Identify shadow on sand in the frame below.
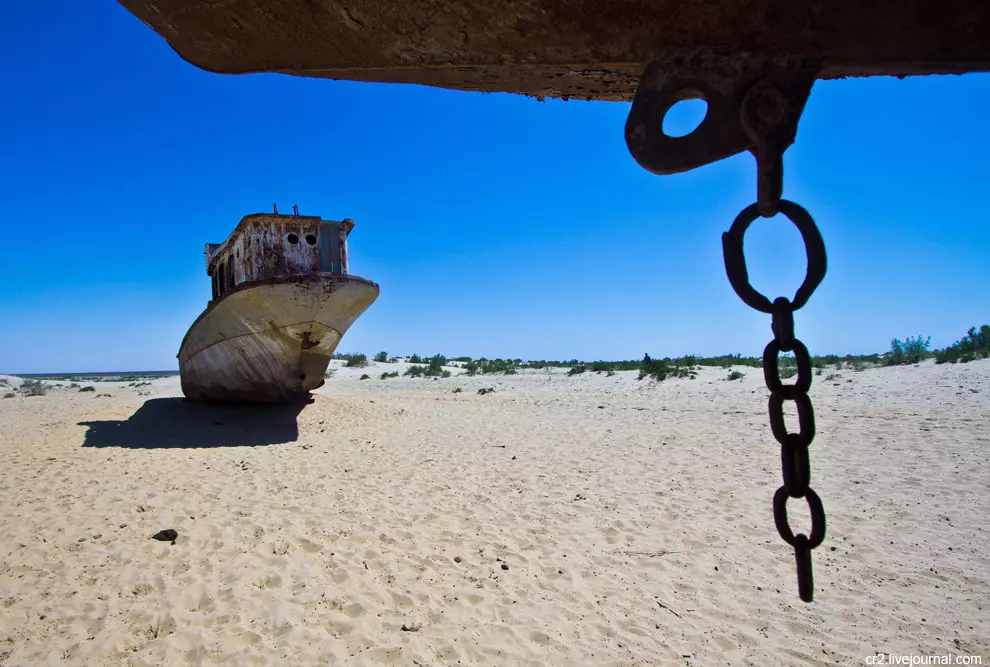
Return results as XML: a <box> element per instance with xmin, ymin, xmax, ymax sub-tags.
<box><xmin>79</xmin><ymin>397</ymin><xmax>310</xmax><ymax>448</ymax></box>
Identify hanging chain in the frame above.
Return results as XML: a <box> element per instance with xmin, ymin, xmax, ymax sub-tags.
<box><xmin>626</xmin><ymin>64</ymin><xmax>826</xmax><ymax>601</ymax></box>
<box><xmin>722</xmin><ymin>78</ymin><xmax>828</xmax><ymax>602</ymax></box>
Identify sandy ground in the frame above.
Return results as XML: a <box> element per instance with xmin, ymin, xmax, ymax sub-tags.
<box><xmin>0</xmin><ymin>360</ymin><xmax>988</xmax><ymax>666</ymax></box>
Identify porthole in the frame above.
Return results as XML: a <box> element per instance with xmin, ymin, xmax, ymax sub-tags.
<box><xmin>287</xmin><ymin>233</ymin><xmax>299</xmax><ymax>245</ymax></box>
<box><xmin>305</xmin><ymin>234</ymin><xmax>317</xmax><ymax>246</ymax></box>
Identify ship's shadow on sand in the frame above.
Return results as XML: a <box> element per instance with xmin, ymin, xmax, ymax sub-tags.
<box><xmin>79</xmin><ymin>397</ymin><xmax>309</xmax><ymax>448</ymax></box>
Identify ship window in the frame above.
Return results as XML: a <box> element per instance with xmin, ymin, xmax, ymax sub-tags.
<box><xmin>305</xmin><ymin>234</ymin><xmax>317</xmax><ymax>246</ymax></box>
<box><xmin>287</xmin><ymin>233</ymin><xmax>299</xmax><ymax>245</ymax></box>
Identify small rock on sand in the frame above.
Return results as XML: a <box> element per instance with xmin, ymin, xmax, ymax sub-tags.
<box><xmin>151</xmin><ymin>529</ymin><xmax>178</xmax><ymax>544</ymax></box>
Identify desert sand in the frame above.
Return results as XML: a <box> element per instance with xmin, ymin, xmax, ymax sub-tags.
<box><xmin>0</xmin><ymin>360</ymin><xmax>987</xmax><ymax>666</ymax></box>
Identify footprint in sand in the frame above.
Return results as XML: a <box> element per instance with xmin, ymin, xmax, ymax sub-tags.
<box><xmin>298</xmin><ymin>537</ymin><xmax>322</xmax><ymax>553</ymax></box>
<box><xmin>342</xmin><ymin>602</ymin><xmax>366</xmax><ymax>618</ymax></box>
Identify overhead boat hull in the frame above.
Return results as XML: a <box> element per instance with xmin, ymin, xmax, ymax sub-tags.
<box><xmin>178</xmin><ymin>273</ymin><xmax>378</xmax><ymax>403</ymax></box>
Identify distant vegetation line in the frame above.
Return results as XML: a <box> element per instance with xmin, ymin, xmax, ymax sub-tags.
<box><xmin>4</xmin><ymin>326</ymin><xmax>986</xmax><ymax>397</ymax></box>
<box><xmin>334</xmin><ymin>323</ymin><xmax>990</xmax><ymax>377</ymax></box>
<box><xmin>10</xmin><ymin>371</ymin><xmax>179</xmax><ymax>381</ymax></box>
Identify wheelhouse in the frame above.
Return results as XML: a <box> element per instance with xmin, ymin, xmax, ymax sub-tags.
<box><xmin>205</xmin><ymin>213</ymin><xmax>354</xmax><ymax>302</ymax></box>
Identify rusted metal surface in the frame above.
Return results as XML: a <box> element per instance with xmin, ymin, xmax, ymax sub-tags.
<box><xmin>179</xmin><ymin>214</ymin><xmax>378</xmax><ymax>403</ymax></box>
<box><xmin>205</xmin><ymin>213</ymin><xmax>350</xmax><ymax>288</ymax></box>
<box><xmin>116</xmin><ymin>0</ymin><xmax>990</xmax><ymax>101</ymax></box>
<box><xmin>626</xmin><ymin>62</ymin><xmax>814</xmax><ymax>176</ymax></box>
<box><xmin>625</xmin><ymin>64</ymin><xmax>816</xmax><ymax>202</ymax></box>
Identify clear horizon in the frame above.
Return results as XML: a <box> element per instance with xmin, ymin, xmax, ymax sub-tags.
<box><xmin>1</xmin><ymin>2</ymin><xmax>988</xmax><ymax>374</ymax></box>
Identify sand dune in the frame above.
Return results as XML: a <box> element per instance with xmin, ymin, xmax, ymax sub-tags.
<box><xmin>0</xmin><ymin>360</ymin><xmax>987</xmax><ymax>665</ymax></box>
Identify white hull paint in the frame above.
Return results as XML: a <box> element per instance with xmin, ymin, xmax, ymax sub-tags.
<box><xmin>178</xmin><ymin>274</ymin><xmax>378</xmax><ymax>402</ymax></box>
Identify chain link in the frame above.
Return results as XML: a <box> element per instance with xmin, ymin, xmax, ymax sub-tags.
<box><xmin>723</xmin><ymin>198</ymin><xmax>827</xmax><ymax>603</ymax></box>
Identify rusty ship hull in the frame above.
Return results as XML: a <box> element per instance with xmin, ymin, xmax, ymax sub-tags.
<box><xmin>178</xmin><ymin>273</ymin><xmax>378</xmax><ymax>403</ymax></box>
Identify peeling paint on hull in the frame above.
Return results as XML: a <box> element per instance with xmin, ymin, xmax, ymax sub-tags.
<box><xmin>178</xmin><ymin>274</ymin><xmax>378</xmax><ymax>403</ymax></box>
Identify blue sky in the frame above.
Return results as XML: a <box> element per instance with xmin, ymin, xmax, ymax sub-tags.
<box><xmin>1</xmin><ymin>2</ymin><xmax>988</xmax><ymax>372</ymax></box>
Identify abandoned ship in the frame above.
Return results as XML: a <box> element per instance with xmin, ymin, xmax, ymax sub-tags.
<box><xmin>178</xmin><ymin>212</ymin><xmax>379</xmax><ymax>403</ymax></box>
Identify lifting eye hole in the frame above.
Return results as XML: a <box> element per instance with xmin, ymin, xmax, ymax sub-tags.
<box><xmin>287</xmin><ymin>233</ymin><xmax>299</xmax><ymax>245</ymax></box>
<box><xmin>305</xmin><ymin>234</ymin><xmax>317</xmax><ymax>246</ymax></box>
<box><xmin>662</xmin><ymin>96</ymin><xmax>708</xmax><ymax>138</ymax></box>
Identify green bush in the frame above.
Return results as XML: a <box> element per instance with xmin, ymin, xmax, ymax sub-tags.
<box><xmin>426</xmin><ymin>355</ymin><xmax>446</xmax><ymax>377</ymax></box>
<box><xmin>726</xmin><ymin>370</ymin><xmax>744</xmax><ymax>381</ymax></box>
<box><xmin>408</xmin><ymin>354</ymin><xmax>423</xmax><ymax>364</ymax></box>
<box><xmin>359</xmin><ymin>374</ymin><xmax>370</xmax><ymax>380</ymax></box>
<box><xmin>404</xmin><ymin>355</ymin><xmax>450</xmax><ymax>378</ymax></box>
<box><xmin>638</xmin><ymin>355</ymin><xmax>698</xmax><ymax>381</ymax></box>
<box><xmin>935</xmin><ymin>325</ymin><xmax>990</xmax><ymax>364</ymax></box>
<box><xmin>885</xmin><ymin>336</ymin><xmax>931</xmax><ymax>366</ymax></box>
<box><xmin>568</xmin><ymin>365</ymin><xmax>587</xmax><ymax>376</ymax></box>
<box><xmin>380</xmin><ymin>371</ymin><xmax>399</xmax><ymax>380</ymax></box>
<box><xmin>20</xmin><ymin>379</ymin><xmax>48</xmax><ymax>396</ymax></box>
<box><xmin>638</xmin><ymin>358</ymin><xmax>668</xmax><ymax>381</ymax></box>
<box><xmin>452</xmin><ymin>387</ymin><xmax>463</xmax><ymax>393</ymax></box>
<box><xmin>3</xmin><ymin>392</ymin><xmax>14</xmax><ymax>399</ymax></box>
<box><xmin>935</xmin><ymin>347</ymin><xmax>958</xmax><ymax>364</ymax></box>
<box><xmin>79</xmin><ymin>386</ymin><xmax>96</xmax><ymax>392</ymax></box>
<box><xmin>344</xmin><ymin>354</ymin><xmax>368</xmax><ymax>368</ymax></box>
<box><xmin>465</xmin><ymin>358</ymin><xmax>518</xmax><ymax>375</ymax></box>
<box><xmin>374</xmin><ymin>351</ymin><xmax>389</xmax><ymax>363</ymax></box>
